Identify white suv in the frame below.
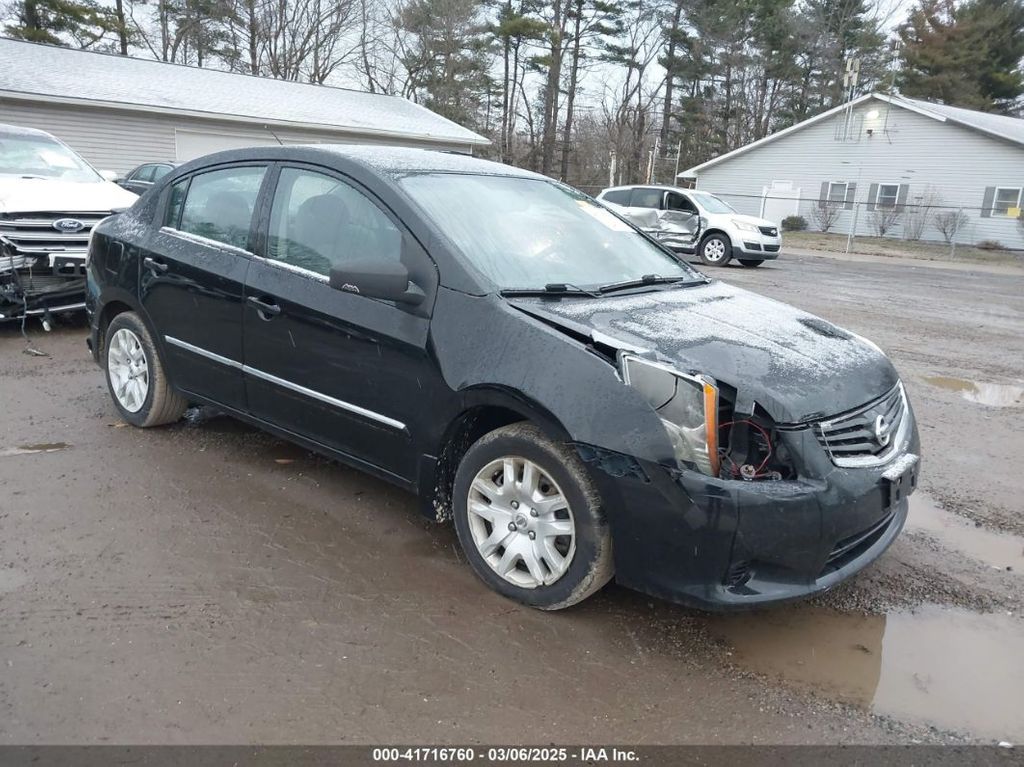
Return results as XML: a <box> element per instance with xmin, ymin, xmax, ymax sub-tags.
<box><xmin>597</xmin><ymin>185</ymin><xmax>781</xmax><ymax>267</ymax></box>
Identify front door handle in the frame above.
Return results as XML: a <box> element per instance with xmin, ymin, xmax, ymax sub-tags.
<box><xmin>143</xmin><ymin>256</ymin><xmax>168</xmax><ymax>274</ymax></box>
<box><xmin>247</xmin><ymin>295</ymin><xmax>282</xmax><ymax>318</ymax></box>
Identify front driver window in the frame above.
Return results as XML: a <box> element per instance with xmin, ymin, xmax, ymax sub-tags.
<box><xmin>666</xmin><ymin>192</ymin><xmax>697</xmax><ymax>213</ymax></box>
<box><xmin>178</xmin><ymin>165</ymin><xmax>266</xmax><ymax>250</ymax></box>
<box><xmin>267</xmin><ymin>167</ymin><xmax>401</xmax><ymax>278</ymax></box>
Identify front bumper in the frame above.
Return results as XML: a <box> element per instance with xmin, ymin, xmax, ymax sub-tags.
<box><xmin>580</xmin><ymin>411</ymin><xmax>919</xmax><ymax>610</ymax></box>
<box><xmin>735</xmin><ymin>233</ymin><xmax>782</xmax><ymax>260</ymax></box>
<box><xmin>0</xmin><ymin>250</ymin><xmax>88</xmax><ymax>320</ymax></box>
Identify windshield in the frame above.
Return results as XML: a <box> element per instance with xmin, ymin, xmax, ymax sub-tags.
<box><xmin>692</xmin><ymin>192</ymin><xmax>735</xmax><ymax>214</ymax></box>
<box><xmin>0</xmin><ymin>134</ymin><xmax>102</xmax><ymax>182</ymax></box>
<box><xmin>400</xmin><ymin>174</ymin><xmax>701</xmax><ymax>290</ymax></box>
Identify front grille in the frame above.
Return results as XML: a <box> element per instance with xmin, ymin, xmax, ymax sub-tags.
<box><xmin>814</xmin><ymin>383</ymin><xmax>907</xmax><ymax>468</ymax></box>
<box><xmin>0</xmin><ymin>211</ymin><xmax>111</xmax><ymax>256</ymax></box>
<box><xmin>764</xmin><ymin>244</ymin><xmax>780</xmax><ymax>253</ymax></box>
<box><xmin>758</xmin><ymin>225</ymin><xmax>778</xmax><ymax>237</ymax></box>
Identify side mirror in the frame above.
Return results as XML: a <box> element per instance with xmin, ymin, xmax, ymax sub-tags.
<box><xmin>100</xmin><ymin>170</ymin><xmax>120</xmax><ymax>182</ymax></box>
<box><xmin>329</xmin><ymin>258</ymin><xmax>425</xmax><ymax>306</ymax></box>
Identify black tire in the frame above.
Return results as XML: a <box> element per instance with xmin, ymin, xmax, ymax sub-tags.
<box><xmin>739</xmin><ymin>259</ymin><xmax>764</xmax><ymax>268</ymax></box>
<box><xmin>698</xmin><ymin>233</ymin><xmax>732</xmax><ymax>266</ymax></box>
<box><xmin>452</xmin><ymin>423</ymin><xmax>613</xmax><ymax>610</ymax></box>
<box><xmin>104</xmin><ymin>311</ymin><xmax>187</xmax><ymax>428</ymax></box>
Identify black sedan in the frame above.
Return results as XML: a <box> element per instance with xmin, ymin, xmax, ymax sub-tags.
<box><xmin>85</xmin><ymin>146</ymin><xmax>920</xmax><ymax>610</ymax></box>
<box><xmin>116</xmin><ymin>162</ymin><xmax>176</xmax><ymax>195</ymax></box>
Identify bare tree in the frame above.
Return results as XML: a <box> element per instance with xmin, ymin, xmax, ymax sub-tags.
<box><xmin>903</xmin><ymin>186</ymin><xmax>941</xmax><ymax>240</ymax></box>
<box><xmin>933</xmin><ymin>209</ymin><xmax>968</xmax><ymax>243</ymax></box>
<box><xmin>868</xmin><ymin>206</ymin><xmax>902</xmax><ymax>236</ymax></box>
<box><xmin>810</xmin><ymin>201</ymin><xmax>841</xmax><ymax>232</ymax></box>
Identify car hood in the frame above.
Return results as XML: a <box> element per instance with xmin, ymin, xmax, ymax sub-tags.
<box><xmin>728</xmin><ymin>213</ymin><xmax>776</xmax><ymax>229</ymax></box>
<box><xmin>0</xmin><ymin>176</ymin><xmax>137</xmax><ymax>214</ymax></box>
<box><xmin>507</xmin><ymin>280</ymin><xmax>898</xmax><ymax>424</ymax></box>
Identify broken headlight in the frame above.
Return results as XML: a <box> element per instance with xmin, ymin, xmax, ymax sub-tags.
<box><xmin>620</xmin><ymin>354</ymin><xmax>720</xmax><ymax>476</ymax></box>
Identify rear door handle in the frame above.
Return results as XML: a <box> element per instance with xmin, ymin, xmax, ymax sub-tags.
<box><xmin>247</xmin><ymin>295</ymin><xmax>282</xmax><ymax>318</ymax></box>
<box><xmin>143</xmin><ymin>256</ymin><xmax>168</xmax><ymax>273</ymax></box>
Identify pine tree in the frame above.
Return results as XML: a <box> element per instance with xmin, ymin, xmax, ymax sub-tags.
<box><xmin>898</xmin><ymin>0</ymin><xmax>1024</xmax><ymax>114</ymax></box>
<box><xmin>4</xmin><ymin>0</ymin><xmax>119</xmax><ymax>47</ymax></box>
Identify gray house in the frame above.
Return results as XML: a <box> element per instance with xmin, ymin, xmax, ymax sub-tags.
<box><xmin>0</xmin><ymin>38</ymin><xmax>488</xmax><ymax>175</ymax></box>
<box><xmin>679</xmin><ymin>93</ymin><xmax>1024</xmax><ymax>250</ymax></box>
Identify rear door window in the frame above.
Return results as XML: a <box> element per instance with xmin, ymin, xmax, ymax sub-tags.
<box><xmin>132</xmin><ymin>165</ymin><xmax>155</xmax><ymax>182</ymax></box>
<box><xmin>151</xmin><ymin>164</ymin><xmax>173</xmax><ymax>181</ymax></box>
<box><xmin>629</xmin><ymin>188</ymin><xmax>664</xmax><ymax>209</ymax></box>
<box><xmin>177</xmin><ymin>166</ymin><xmax>266</xmax><ymax>250</ymax></box>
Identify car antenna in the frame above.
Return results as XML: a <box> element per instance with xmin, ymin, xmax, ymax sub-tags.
<box><xmin>264</xmin><ymin>126</ymin><xmax>284</xmax><ymax>146</ymax></box>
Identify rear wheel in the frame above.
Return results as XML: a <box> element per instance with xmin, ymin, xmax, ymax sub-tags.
<box><xmin>698</xmin><ymin>234</ymin><xmax>732</xmax><ymax>266</ymax></box>
<box><xmin>104</xmin><ymin>311</ymin><xmax>187</xmax><ymax>428</ymax></box>
<box><xmin>739</xmin><ymin>259</ymin><xmax>764</xmax><ymax>268</ymax></box>
<box><xmin>452</xmin><ymin>423</ymin><xmax>613</xmax><ymax>610</ymax></box>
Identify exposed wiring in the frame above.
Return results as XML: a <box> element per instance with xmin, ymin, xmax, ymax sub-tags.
<box><xmin>2</xmin><ymin>240</ymin><xmax>48</xmax><ymax>357</ymax></box>
<box><xmin>718</xmin><ymin>418</ymin><xmax>773</xmax><ymax>478</ymax></box>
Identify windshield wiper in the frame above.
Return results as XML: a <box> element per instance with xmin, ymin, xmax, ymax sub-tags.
<box><xmin>500</xmin><ymin>282</ymin><xmax>600</xmax><ymax>298</ymax></box>
<box><xmin>597</xmin><ymin>274</ymin><xmax>702</xmax><ymax>294</ymax></box>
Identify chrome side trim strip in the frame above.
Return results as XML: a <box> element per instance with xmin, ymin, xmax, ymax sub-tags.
<box><xmin>162</xmin><ymin>335</ymin><xmax>405</xmax><ymax>431</ymax></box>
<box><xmin>164</xmin><ymin>335</ymin><xmax>243</xmax><ymax>369</ymax></box>
<box><xmin>251</xmin><ymin>253</ymin><xmax>329</xmax><ymax>283</ymax></box>
<box><xmin>242</xmin><ymin>364</ymin><xmax>406</xmax><ymax>431</ymax></box>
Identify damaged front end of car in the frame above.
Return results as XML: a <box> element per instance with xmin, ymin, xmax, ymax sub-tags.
<box><xmin>487</xmin><ymin>282</ymin><xmax>920</xmax><ymax>610</ymax></box>
<box><xmin>0</xmin><ymin>213</ymin><xmax>105</xmax><ymax>324</ymax></box>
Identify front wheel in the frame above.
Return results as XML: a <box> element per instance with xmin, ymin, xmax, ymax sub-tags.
<box><xmin>104</xmin><ymin>311</ymin><xmax>187</xmax><ymax>428</ymax></box>
<box><xmin>739</xmin><ymin>259</ymin><xmax>764</xmax><ymax>268</ymax></box>
<box><xmin>698</xmin><ymin>234</ymin><xmax>732</xmax><ymax>266</ymax></box>
<box><xmin>452</xmin><ymin>423</ymin><xmax>613</xmax><ymax>610</ymax></box>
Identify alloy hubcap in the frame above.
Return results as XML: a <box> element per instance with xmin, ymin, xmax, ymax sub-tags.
<box><xmin>704</xmin><ymin>238</ymin><xmax>726</xmax><ymax>261</ymax></box>
<box><xmin>107</xmin><ymin>328</ymin><xmax>149</xmax><ymax>413</ymax></box>
<box><xmin>467</xmin><ymin>456</ymin><xmax>576</xmax><ymax>589</ymax></box>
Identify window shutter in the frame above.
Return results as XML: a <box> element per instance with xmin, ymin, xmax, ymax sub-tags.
<box><xmin>866</xmin><ymin>183</ymin><xmax>878</xmax><ymax>211</ymax></box>
<box><xmin>981</xmin><ymin>187</ymin><xmax>995</xmax><ymax>218</ymax></box>
<box><xmin>845</xmin><ymin>183</ymin><xmax>856</xmax><ymax>210</ymax></box>
<box><xmin>896</xmin><ymin>184</ymin><xmax>909</xmax><ymax>212</ymax></box>
<box><xmin>818</xmin><ymin>182</ymin><xmax>829</xmax><ymax>209</ymax></box>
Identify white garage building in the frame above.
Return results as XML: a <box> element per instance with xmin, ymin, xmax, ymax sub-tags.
<box><xmin>0</xmin><ymin>38</ymin><xmax>489</xmax><ymax>174</ymax></box>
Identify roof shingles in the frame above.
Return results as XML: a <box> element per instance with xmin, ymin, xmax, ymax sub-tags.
<box><xmin>0</xmin><ymin>38</ymin><xmax>488</xmax><ymax>146</ymax></box>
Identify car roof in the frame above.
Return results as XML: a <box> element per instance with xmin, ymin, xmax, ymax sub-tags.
<box><xmin>0</xmin><ymin>122</ymin><xmax>58</xmax><ymax>139</ymax></box>
<box><xmin>314</xmin><ymin>145</ymin><xmax>544</xmax><ymax>179</ymax></box>
<box><xmin>179</xmin><ymin>144</ymin><xmax>544</xmax><ymax>182</ymax></box>
<box><xmin>601</xmin><ymin>184</ymin><xmax>689</xmax><ymax>194</ymax></box>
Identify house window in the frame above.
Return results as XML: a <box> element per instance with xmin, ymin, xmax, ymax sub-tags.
<box><xmin>827</xmin><ymin>182</ymin><xmax>848</xmax><ymax>204</ymax></box>
<box><xmin>994</xmin><ymin>187</ymin><xmax>1022</xmax><ymax>217</ymax></box>
<box><xmin>876</xmin><ymin>183</ymin><xmax>900</xmax><ymax>209</ymax></box>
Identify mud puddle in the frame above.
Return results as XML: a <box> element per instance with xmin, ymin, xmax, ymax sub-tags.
<box><xmin>906</xmin><ymin>492</ymin><xmax>1023</xmax><ymax>573</ymax></box>
<box><xmin>924</xmin><ymin>376</ymin><xmax>1024</xmax><ymax>407</ymax></box>
<box><xmin>0</xmin><ymin>442</ymin><xmax>69</xmax><ymax>458</ymax></box>
<box><xmin>708</xmin><ymin>605</ymin><xmax>1024</xmax><ymax>741</ymax></box>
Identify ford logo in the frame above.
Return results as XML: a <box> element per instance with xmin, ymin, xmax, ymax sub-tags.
<box><xmin>53</xmin><ymin>218</ymin><xmax>85</xmax><ymax>233</ymax></box>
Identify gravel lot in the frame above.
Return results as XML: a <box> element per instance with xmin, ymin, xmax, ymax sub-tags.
<box><xmin>1</xmin><ymin>251</ymin><xmax>1021</xmax><ymax>745</ymax></box>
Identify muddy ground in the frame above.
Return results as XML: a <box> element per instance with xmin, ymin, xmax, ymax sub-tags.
<box><xmin>0</xmin><ymin>251</ymin><xmax>1022</xmax><ymax>745</ymax></box>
